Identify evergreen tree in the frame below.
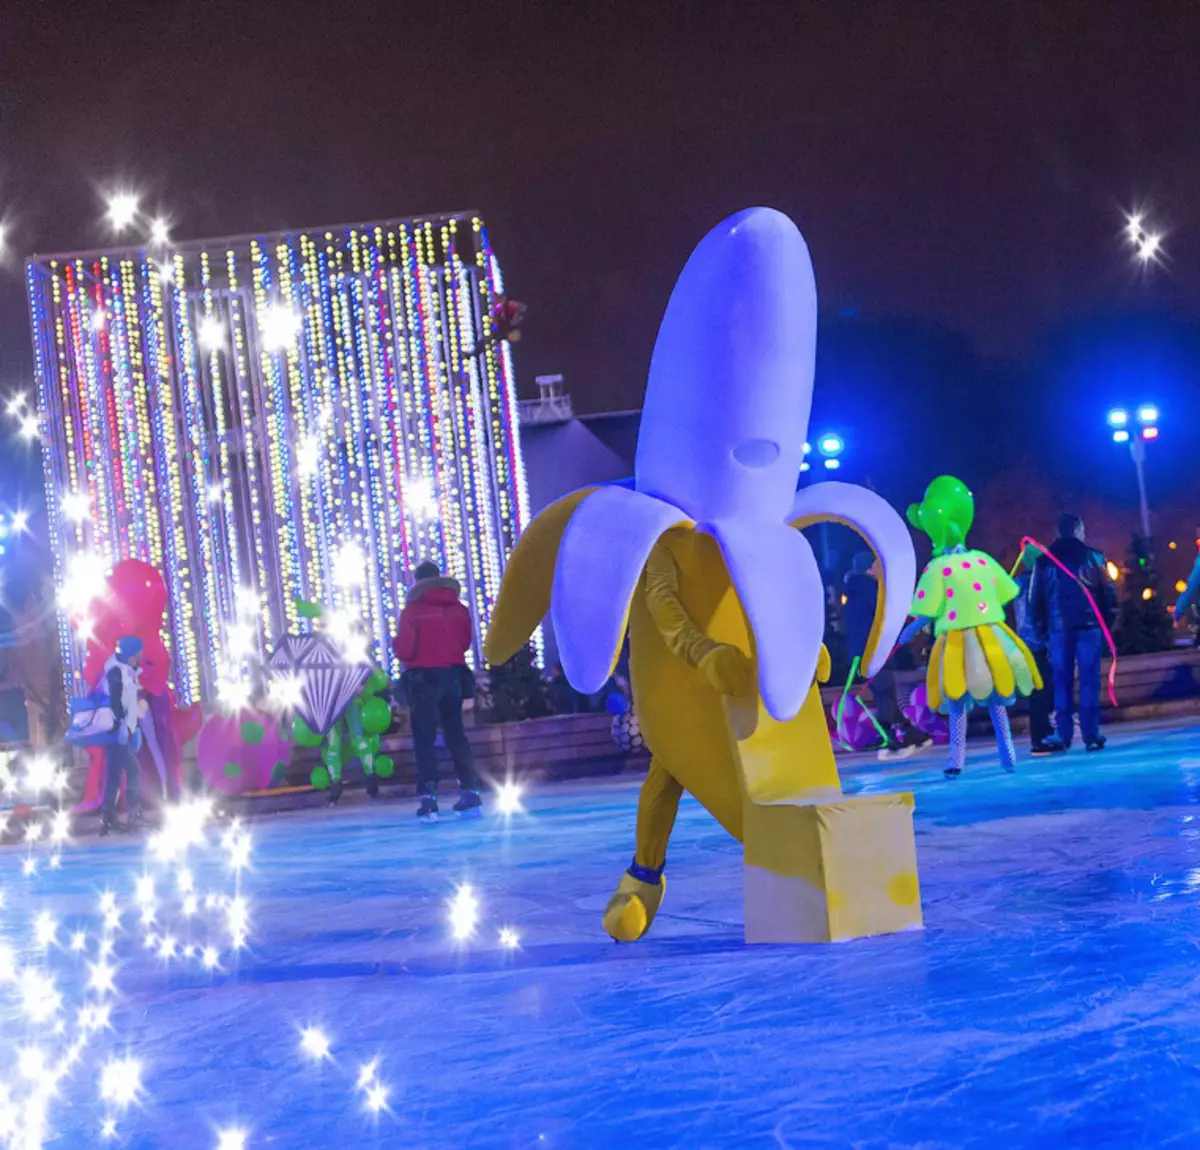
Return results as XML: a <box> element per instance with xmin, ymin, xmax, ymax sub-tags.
<box><xmin>480</xmin><ymin>645</ymin><xmax>551</xmax><ymax>723</ymax></box>
<box><xmin>1115</xmin><ymin>534</ymin><xmax>1175</xmax><ymax>655</ymax></box>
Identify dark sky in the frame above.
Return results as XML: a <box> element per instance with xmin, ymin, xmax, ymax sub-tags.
<box><xmin>2</xmin><ymin>1</ymin><xmax>1198</xmax><ymax>415</ymax></box>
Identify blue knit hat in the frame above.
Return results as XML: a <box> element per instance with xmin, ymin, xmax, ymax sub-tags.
<box><xmin>116</xmin><ymin>635</ymin><xmax>143</xmax><ymax>662</ymax></box>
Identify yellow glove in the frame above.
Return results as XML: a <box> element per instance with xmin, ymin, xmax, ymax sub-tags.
<box><xmin>698</xmin><ymin>643</ymin><xmax>754</xmax><ymax>697</ymax></box>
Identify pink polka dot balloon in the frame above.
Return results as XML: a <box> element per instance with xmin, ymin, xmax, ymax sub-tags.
<box><xmin>197</xmin><ymin>709</ymin><xmax>293</xmax><ymax>796</ymax></box>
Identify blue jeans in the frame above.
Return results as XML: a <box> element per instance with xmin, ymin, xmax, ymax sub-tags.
<box><xmin>103</xmin><ymin>741</ymin><xmax>140</xmax><ymax>819</ymax></box>
<box><xmin>1049</xmin><ymin>629</ymin><xmax>1103</xmax><ymax>746</ymax></box>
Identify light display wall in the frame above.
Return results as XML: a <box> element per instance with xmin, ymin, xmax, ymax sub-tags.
<box><xmin>27</xmin><ymin>213</ymin><xmax>532</xmax><ymax>704</ymax></box>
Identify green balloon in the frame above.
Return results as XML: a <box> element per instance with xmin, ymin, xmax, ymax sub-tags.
<box><xmin>292</xmin><ymin>717</ymin><xmax>322</xmax><ymax>747</ymax></box>
<box><xmin>310</xmin><ymin>765</ymin><xmax>330</xmax><ymax>790</ymax></box>
<box><xmin>375</xmin><ymin>755</ymin><xmax>395</xmax><ymax>779</ymax></box>
<box><xmin>240</xmin><ymin>720</ymin><xmax>265</xmax><ymax>745</ymax></box>
<box><xmin>321</xmin><ymin>742</ymin><xmax>341</xmax><ymax>767</ymax></box>
<box><xmin>223</xmin><ymin>761</ymin><xmax>242</xmax><ymax>778</ymax></box>
<box><xmin>363</xmin><ymin>668</ymin><xmax>389</xmax><ymax>696</ymax></box>
<box><xmin>367</xmin><ymin>733</ymin><xmax>380</xmax><ymax>755</ymax></box>
<box><xmin>360</xmin><ymin>695</ymin><xmax>391</xmax><ymax>735</ymax></box>
<box><xmin>908</xmin><ymin>475</ymin><xmax>974</xmax><ymax>555</ymax></box>
<box><xmin>296</xmin><ymin>598</ymin><xmax>325</xmax><ymax>619</ymax></box>
<box><xmin>351</xmin><ymin>735</ymin><xmax>370</xmax><ymax>757</ymax></box>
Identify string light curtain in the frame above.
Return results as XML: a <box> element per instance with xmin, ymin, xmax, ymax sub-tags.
<box><xmin>27</xmin><ymin>213</ymin><xmax>532</xmax><ymax>704</ymax></box>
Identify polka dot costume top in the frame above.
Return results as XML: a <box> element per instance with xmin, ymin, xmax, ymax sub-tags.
<box><xmin>910</xmin><ymin>549</ymin><xmax>1020</xmax><ymax>636</ymax></box>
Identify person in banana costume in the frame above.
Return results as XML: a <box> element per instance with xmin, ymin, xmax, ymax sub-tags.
<box><xmin>485</xmin><ymin>208</ymin><xmax>916</xmax><ymax>941</ymax></box>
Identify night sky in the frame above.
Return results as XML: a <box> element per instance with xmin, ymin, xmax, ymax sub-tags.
<box><xmin>2</xmin><ymin>2</ymin><xmax>1199</xmax><ymax>542</ymax></box>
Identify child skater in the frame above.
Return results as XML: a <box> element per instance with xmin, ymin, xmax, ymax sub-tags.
<box><xmin>905</xmin><ymin>476</ymin><xmax>1043</xmax><ymax>779</ymax></box>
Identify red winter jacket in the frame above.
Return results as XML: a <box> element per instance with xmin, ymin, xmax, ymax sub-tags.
<box><xmin>392</xmin><ymin>578</ymin><xmax>473</xmax><ymax>668</ymax></box>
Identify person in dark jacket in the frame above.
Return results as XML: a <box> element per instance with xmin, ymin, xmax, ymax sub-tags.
<box><xmin>101</xmin><ymin>635</ymin><xmax>145</xmax><ymax>835</ymax></box>
<box><xmin>393</xmin><ymin>561</ymin><xmax>481</xmax><ymax>820</ymax></box>
<box><xmin>844</xmin><ymin>553</ymin><xmax>930</xmax><ymax>759</ymax></box>
<box><xmin>1012</xmin><ymin>543</ymin><xmax>1055</xmax><ymax>754</ymax></box>
<box><xmin>1029</xmin><ymin>515</ymin><xmax>1117</xmax><ymax>752</ymax></box>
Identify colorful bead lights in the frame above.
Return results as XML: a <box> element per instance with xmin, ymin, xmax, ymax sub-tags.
<box><xmin>27</xmin><ymin>213</ymin><xmax>531</xmax><ymax>703</ymax></box>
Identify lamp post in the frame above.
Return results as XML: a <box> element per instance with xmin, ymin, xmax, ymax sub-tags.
<box><xmin>1107</xmin><ymin>405</ymin><xmax>1157</xmax><ymax>540</ymax></box>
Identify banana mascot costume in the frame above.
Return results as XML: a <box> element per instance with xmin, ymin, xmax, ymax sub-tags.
<box><xmin>486</xmin><ymin>208</ymin><xmax>922</xmax><ymax>944</ymax></box>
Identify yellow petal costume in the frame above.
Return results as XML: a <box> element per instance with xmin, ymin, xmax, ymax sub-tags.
<box><xmin>486</xmin><ymin>208</ymin><xmax>923</xmax><ymax>944</ymax></box>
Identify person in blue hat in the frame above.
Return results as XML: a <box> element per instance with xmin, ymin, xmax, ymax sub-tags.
<box><xmin>101</xmin><ymin>635</ymin><xmax>145</xmax><ymax>835</ymax></box>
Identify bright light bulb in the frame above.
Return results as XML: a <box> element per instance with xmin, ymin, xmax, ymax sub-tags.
<box><xmin>89</xmin><ymin>961</ymin><xmax>116</xmax><ymax>995</ymax></box>
<box><xmin>91</xmin><ymin>309</ymin><xmax>107</xmax><ymax>332</ymax></box>
<box><xmin>448</xmin><ymin>885</ymin><xmax>479</xmax><ymax>941</ymax></box>
<box><xmin>207</xmin><ymin>482</ymin><xmax>223</xmax><ymax>503</ymax></box>
<box><xmin>216</xmin><ymin>676</ymin><xmax>252</xmax><ymax>712</ymax></box>
<box><xmin>33</xmin><ymin>910</ymin><xmax>57</xmax><ymax>947</ymax></box>
<box><xmin>225</xmin><ymin>622</ymin><xmax>256</xmax><ymax>659</ymax></box>
<box><xmin>1126</xmin><ymin>213</ymin><xmax>1143</xmax><ymax>241</ymax></box>
<box><xmin>149</xmin><ymin>217</ymin><xmax>170</xmax><ymax>246</ymax></box>
<box><xmin>202</xmin><ymin>946</ymin><xmax>220</xmax><ymax>969</ymax></box>
<box><xmin>260</xmin><ymin>306</ymin><xmax>301</xmax><ymax>351</ymax></box>
<box><xmin>61</xmin><ymin>490</ymin><xmax>91</xmax><ymax>522</ymax></box>
<box><xmin>364</xmin><ymin>1082</ymin><xmax>389</xmax><ymax>1113</ymax></box>
<box><xmin>6</xmin><ymin>391</ymin><xmax>27</xmax><ymax>415</ymax></box>
<box><xmin>494</xmin><ymin>780</ymin><xmax>523</xmax><ymax>815</ymax></box>
<box><xmin>106</xmin><ymin>193</ymin><xmax>139</xmax><ymax>231</ymax></box>
<box><xmin>295</xmin><ymin>435</ymin><xmax>321</xmax><ymax>478</ymax></box>
<box><xmin>405</xmin><ymin>477</ymin><xmax>439</xmax><ymax>520</ymax></box>
<box><xmin>49</xmin><ymin>809</ymin><xmax>71</xmax><ymax>843</ymax></box>
<box><xmin>356</xmin><ymin>1059</ymin><xmax>380</xmax><ymax>1091</ymax></box>
<box><xmin>61</xmin><ymin>551</ymin><xmax>108</xmax><ymax>614</ymax></box>
<box><xmin>267</xmin><ymin>672</ymin><xmax>304</xmax><ymax>711</ymax></box>
<box><xmin>198</xmin><ymin>315</ymin><xmax>226</xmax><ymax>351</ymax></box>
<box><xmin>299</xmin><ymin>1026</ymin><xmax>331</xmax><ymax>1060</ymax></box>
<box><xmin>70</xmin><ymin>931</ymin><xmax>87</xmax><ymax>952</ymax></box>
<box><xmin>498</xmin><ymin>927</ymin><xmax>521</xmax><ymax>949</ymax></box>
<box><xmin>18</xmin><ymin>413</ymin><xmax>39</xmax><ymax>440</ymax></box>
<box><xmin>234</xmin><ymin>586</ymin><xmax>259</xmax><ymax>618</ymax></box>
<box><xmin>99</xmin><ymin>1056</ymin><xmax>142</xmax><ymax>1108</ymax></box>
<box><xmin>159</xmin><ymin>260</ymin><xmax>175</xmax><ymax>283</ymax></box>
<box><xmin>332</xmin><ymin>542</ymin><xmax>367</xmax><ymax>589</ymax></box>
<box><xmin>1138</xmin><ymin>233</ymin><xmax>1161</xmax><ymax>261</ymax></box>
<box><xmin>11</xmin><ymin>509</ymin><xmax>29</xmax><ymax>534</ymax></box>
<box><xmin>216</xmin><ymin>1126</ymin><xmax>248</xmax><ymax>1150</ymax></box>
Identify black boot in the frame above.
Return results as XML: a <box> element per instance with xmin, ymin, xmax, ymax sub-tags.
<box><xmin>416</xmin><ymin>785</ymin><xmax>439</xmax><ymax>823</ymax></box>
<box><xmin>365</xmin><ymin>774</ymin><xmax>380</xmax><ymax>799</ymax></box>
<box><xmin>452</xmin><ymin>789</ymin><xmax>483</xmax><ymax>819</ymax></box>
<box><xmin>328</xmin><ymin>777</ymin><xmax>343</xmax><ymax>805</ymax></box>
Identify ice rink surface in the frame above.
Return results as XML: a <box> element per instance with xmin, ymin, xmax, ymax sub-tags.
<box><xmin>6</xmin><ymin>717</ymin><xmax>1200</xmax><ymax>1148</ymax></box>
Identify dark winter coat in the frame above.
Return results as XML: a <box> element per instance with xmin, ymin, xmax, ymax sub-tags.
<box><xmin>392</xmin><ymin>578</ymin><xmax>472</xmax><ymax>668</ymax></box>
<box><xmin>1029</xmin><ymin>537</ymin><xmax>1117</xmax><ymax>641</ymax></box>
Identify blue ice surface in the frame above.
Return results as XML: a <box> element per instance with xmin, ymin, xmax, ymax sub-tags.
<box><xmin>6</xmin><ymin>716</ymin><xmax>1200</xmax><ymax>1148</ymax></box>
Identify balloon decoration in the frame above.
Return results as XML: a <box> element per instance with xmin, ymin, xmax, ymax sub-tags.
<box><xmin>197</xmin><ymin>709</ymin><xmax>293</xmax><ymax>796</ymax></box>
<box><xmin>829</xmin><ymin>694</ymin><xmax>882</xmax><ymax>752</ymax></box>
<box><xmin>268</xmin><ymin>601</ymin><xmax>395</xmax><ymax>797</ymax></box>
<box><xmin>902</xmin><ymin>683</ymin><xmax>949</xmax><ymax>745</ymax></box>
<box><xmin>611</xmin><ymin>707</ymin><xmax>646</xmax><ymax>755</ymax></box>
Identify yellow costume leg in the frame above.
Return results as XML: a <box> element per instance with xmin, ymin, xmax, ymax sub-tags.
<box><xmin>602</xmin><ymin>757</ymin><xmax>681</xmax><ymax>942</ymax></box>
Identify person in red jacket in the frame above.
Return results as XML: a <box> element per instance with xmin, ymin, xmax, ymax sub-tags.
<box><xmin>393</xmin><ymin>561</ymin><xmax>482</xmax><ymax>820</ymax></box>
